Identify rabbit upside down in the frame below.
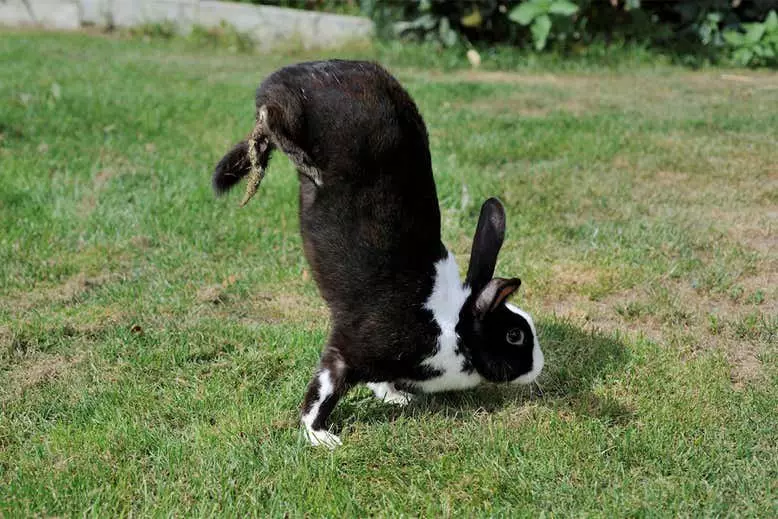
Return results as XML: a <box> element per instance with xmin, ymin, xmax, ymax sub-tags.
<box><xmin>212</xmin><ymin>60</ymin><xmax>544</xmax><ymax>448</ymax></box>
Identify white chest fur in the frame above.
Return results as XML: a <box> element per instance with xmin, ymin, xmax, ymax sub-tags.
<box><xmin>411</xmin><ymin>252</ymin><xmax>483</xmax><ymax>393</ymax></box>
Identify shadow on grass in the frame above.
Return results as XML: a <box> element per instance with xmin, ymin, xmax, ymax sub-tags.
<box><xmin>335</xmin><ymin>317</ymin><xmax>633</xmax><ymax>428</ymax></box>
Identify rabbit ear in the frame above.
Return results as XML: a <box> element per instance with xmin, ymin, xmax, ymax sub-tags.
<box><xmin>473</xmin><ymin>277</ymin><xmax>521</xmax><ymax>318</ymax></box>
<box><xmin>465</xmin><ymin>197</ymin><xmax>507</xmax><ymax>293</ymax></box>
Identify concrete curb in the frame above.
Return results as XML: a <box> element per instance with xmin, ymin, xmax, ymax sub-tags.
<box><xmin>0</xmin><ymin>0</ymin><xmax>374</xmax><ymax>50</ymax></box>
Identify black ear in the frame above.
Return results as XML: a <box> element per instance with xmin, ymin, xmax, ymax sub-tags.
<box><xmin>473</xmin><ymin>277</ymin><xmax>521</xmax><ymax>319</ymax></box>
<box><xmin>212</xmin><ymin>141</ymin><xmax>251</xmax><ymax>195</ymax></box>
<box><xmin>465</xmin><ymin>197</ymin><xmax>507</xmax><ymax>293</ymax></box>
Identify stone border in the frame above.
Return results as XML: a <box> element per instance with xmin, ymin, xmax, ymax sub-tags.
<box><xmin>0</xmin><ymin>0</ymin><xmax>374</xmax><ymax>50</ymax></box>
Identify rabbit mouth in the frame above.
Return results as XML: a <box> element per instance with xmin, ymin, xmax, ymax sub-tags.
<box><xmin>512</xmin><ymin>340</ymin><xmax>544</xmax><ymax>385</ymax></box>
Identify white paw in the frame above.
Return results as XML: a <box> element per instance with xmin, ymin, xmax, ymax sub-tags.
<box><xmin>367</xmin><ymin>382</ymin><xmax>413</xmax><ymax>406</ymax></box>
<box><xmin>382</xmin><ymin>391</ymin><xmax>412</xmax><ymax>406</ymax></box>
<box><xmin>305</xmin><ymin>427</ymin><xmax>342</xmax><ymax>449</ymax></box>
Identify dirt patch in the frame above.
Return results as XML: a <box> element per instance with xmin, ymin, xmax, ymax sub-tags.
<box><xmin>540</xmin><ymin>291</ymin><xmax>664</xmax><ymax>343</ymax></box>
<box><xmin>79</xmin><ymin>167</ymin><xmax>120</xmax><ymax>216</ymax></box>
<box><xmin>653</xmin><ymin>170</ymin><xmax>690</xmax><ymax>187</ymax></box>
<box><xmin>705</xmin><ymin>205</ymin><xmax>778</xmax><ymax>253</ymax></box>
<box><xmin>129</xmin><ymin>235</ymin><xmax>152</xmax><ymax>249</ymax></box>
<box><xmin>726</xmin><ymin>208</ymin><xmax>778</xmax><ymax>255</ymax></box>
<box><xmin>4</xmin><ymin>272</ymin><xmax>121</xmax><ymax>314</ymax></box>
<box><xmin>738</xmin><ymin>227</ymin><xmax>777</xmax><ymax>255</ymax></box>
<box><xmin>465</xmin><ymin>93</ymin><xmax>592</xmax><ymax>118</ymax></box>
<box><xmin>0</xmin><ymin>325</ymin><xmax>12</xmax><ymax>351</ymax></box>
<box><xmin>1</xmin><ymin>352</ymin><xmax>85</xmax><ymax>403</ymax></box>
<box><xmin>551</xmin><ymin>263</ymin><xmax>602</xmax><ymax>289</ymax></box>
<box><xmin>197</xmin><ymin>284</ymin><xmax>229</xmax><ymax>305</ymax></box>
<box><xmin>78</xmin><ymin>150</ymin><xmax>134</xmax><ymax>217</ymax></box>
<box><xmin>197</xmin><ymin>275</ymin><xmax>238</xmax><ymax>305</ymax></box>
<box><xmin>247</xmin><ymin>289</ymin><xmax>328</xmax><ymax>326</ymax></box>
<box><xmin>538</xmin><ymin>263</ymin><xmax>619</xmax><ymax>303</ymax></box>
<box><xmin>739</xmin><ymin>270</ymin><xmax>778</xmax><ymax>297</ymax></box>
<box><xmin>729</xmin><ymin>344</ymin><xmax>764</xmax><ymax>390</ymax></box>
<box><xmin>539</xmin><ymin>273</ymin><xmax>771</xmax><ymax>387</ymax></box>
<box><xmin>440</xmin><ymin>70</ymin><xmax>592</xmax><ymax>88</ymax></box>
<box><xmin>55</xmin><ymin>273</ymin><xmax>117</xmax><ymax>305</ymax></box>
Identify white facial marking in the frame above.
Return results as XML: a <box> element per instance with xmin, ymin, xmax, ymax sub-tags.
<box><xmin>367</xmin><ymin>382</ymin><xmax>413</xmax><ymax>406</ymax></box>
<box><xmin>414</xmin><ymin>251</ymin><xmax>483</xmax><ymax>393</ymax></box>
<box><xmin>505</xmin><ymin>303</ymin><xmax>544</xmax><ymax>384</ymax></box>
<box><xmin>301</xmin><ymin>369</ymin><xmax>341</xmax><ymax>448</ymax></box>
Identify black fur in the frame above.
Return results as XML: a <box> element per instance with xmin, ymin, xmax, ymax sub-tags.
<box><xmin>465</xmin><ymin>198</ymin><xmax>507</xmax><ymax>293</ymax></box>
<box><xmin>212</xmin><ymin>140</ymin><xmax>251</xmax><ymax>194</ymax></box>
<box><xmin>212</xmin><ymin>60</ymin><xmax>541</xmax><ymax>443</ymax></box>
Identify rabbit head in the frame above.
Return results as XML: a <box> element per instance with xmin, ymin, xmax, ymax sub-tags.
<box><xmin>456</xmin><ymin>198</ymin><xmax>544</xmax><ymax>385</ymax></box>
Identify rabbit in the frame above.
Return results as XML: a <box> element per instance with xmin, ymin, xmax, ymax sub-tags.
<box><xmin>212</xmin><ymin>60</ymin><xmax>543</xmax><ymax>448</ymax></box>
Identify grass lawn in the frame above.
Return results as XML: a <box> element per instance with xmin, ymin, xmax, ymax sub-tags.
<box><xmin>1</xmin><ymin>30</ymin><xmax>776</xmax><ymax>516</ymax></box>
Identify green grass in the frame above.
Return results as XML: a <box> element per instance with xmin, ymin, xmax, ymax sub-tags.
<box><xmin>1</xmin><ymin>30</ymin><xmax>777</xmax><ymax>516</ymax></box>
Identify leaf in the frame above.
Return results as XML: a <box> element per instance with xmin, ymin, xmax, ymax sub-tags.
<box><xmin>439</xmin><ymin>17</ymin><xmax>458</xmax><ymax>47</ymax></box>
<box><xmin>461</xmin><ymin>8</ymin><xmax>483</xmax><ymax>28</ymax></box>
<box><xmin>509</xmin><ymin>3</ymin><xmax>542</xmax><ymax>25</ymax></box>
<box><xmin>744</xmin><ymin>23</ymin><xmax>766</xmax><ymax>44</ymax></box>
<box><xmin>393</xmin><ymin>14</ymin><xmax>438</xmax><ymax>35</ymax></box>
<box><xmin>733</xmin><ymin>47</ymin><xmax>754</xmax><ymax>66</ymax></box>
<box><xmin>532</xmin><ymin>14</ymin><xmax>552</xmax><ymax>50</ymax></box>
<box><xmin>764</xmin><ymin>10</ymin><xmax>778</xmax><ymax>32</ymax></box>
<box><xmin>549</xmin><ymin>0</ymin><xmax>579</xmax><ymax>17</ymax></box>
<box><xmin>625</xmin><ymin>0</ymin><xmax>641</xmax><ymax>10</ymax></box>
<box><xmin>723</xmin><ymin>30</ymin><xmax>745</xmax><ymax>46</ymax></box>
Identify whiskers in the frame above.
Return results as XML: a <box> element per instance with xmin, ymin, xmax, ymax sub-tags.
<box><xmin>528</xmin><ymin>380</ymin><xmax>544</xmax><ymax>400</ymax></box>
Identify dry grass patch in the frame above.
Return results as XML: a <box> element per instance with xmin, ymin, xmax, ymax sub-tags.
<box><xmin>55</xmin><ymin>273</ymin><xmax>117</xmax><ymax>304</ymax></box>
<box><xmin>193</xmin><ymin>275</ymin><xmax>328</xmax><ymax>326</ymax></box>
<box><xmin>430</xmin><ymin>70</ymin><xmax>593</xmax><ymax>87</ymax></box>
<box><xmin>248</xmin><ymin>289</ymin><xmax>328</xmax><ymax>326</ymax></box>
<box><xmin>1</xmin><ymin>272</ymin><xmax>123</xmax><ymax>322</ymax></box>
<box><xmin>0</xmin><ymin>352</ymin><xmax>85</xmax><ymax>404</ymax></box>
<box><xmin>196</xmin><ymin>275</ymin><xmax>239</xmax><ymax>305</ymax></box>
<box><xmin>77</xmin><ymin>150</ymin><xmax>134</xmax><ymax>217</ymax></box>
<box><xmin>464</xmin><ymin>91</ymin><xmax>593</xmax><ymax>118</ymax></box>
<box><xmin>724</xmin><ymin>209</ymin><xmax>778</xmax><ymax>256</ymax></box>
<box><xmin>728</xmin><ymin>343</ymin><xmax>764</xmax><ymax>390</ymax></box>
<box><xmin>539</xmin><ymin>273</ymin><xmax>772</xmax><ymax>389</ymax></box>
<box><xmin>422</xmin><ymin>70</ymin><xmax>778</xmax><ymax>122</ymax></box>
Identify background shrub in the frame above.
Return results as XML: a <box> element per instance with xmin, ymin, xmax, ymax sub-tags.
<box><xmin>236</xmin><ymin>0</ymin><xmax>777</xmax><ymax>67</ymax></box>
<box><xmin>360</xmin><ymin>0</ymin><xmax>778</xmax><ymax>67</ymax></box>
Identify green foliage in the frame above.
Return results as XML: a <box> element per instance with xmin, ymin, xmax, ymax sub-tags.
<box><xmin>364</xmin><ymin>0</ymin><xmax>778</xmax><ymax>68</ymax></box>
<box><xmin>128</xmin><ymin>21</ymin><xmax>178</xmax><ymax>40</ymax></box>
<box><xmin>127</xmin><ymin>20</ymin><xmax>255</xmax><ymax>53</ymax></box>
<box><xmin>723</xmin><ymin>10</ymin><xmax>778</xmax><ymax>66</ymax></box>
<box><xmin>232</xmin><ymin>0</ymin><xmax>362</xmax><ymax>16</ymax></box>
<box><xmin>187</xmin><ymin>21</ymin><xmax>255</xmax><ymax>53</ymax></box>
<box><xmin>508</xmin><ymin>0</ymin><xmax>579</xmax><ymax>50</ymax></box>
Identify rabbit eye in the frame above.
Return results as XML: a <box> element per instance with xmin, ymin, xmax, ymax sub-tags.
<box><xmin>506</xmin><ymin>328</ymin><xmax>524</xmax><ymax>345</ymax></box>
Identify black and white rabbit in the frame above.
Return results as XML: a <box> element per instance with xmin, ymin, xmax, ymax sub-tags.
<box><xmin>212</xmin><ymin>60</ymin><xmax>543</xmax><ymax>448</ymax></box>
